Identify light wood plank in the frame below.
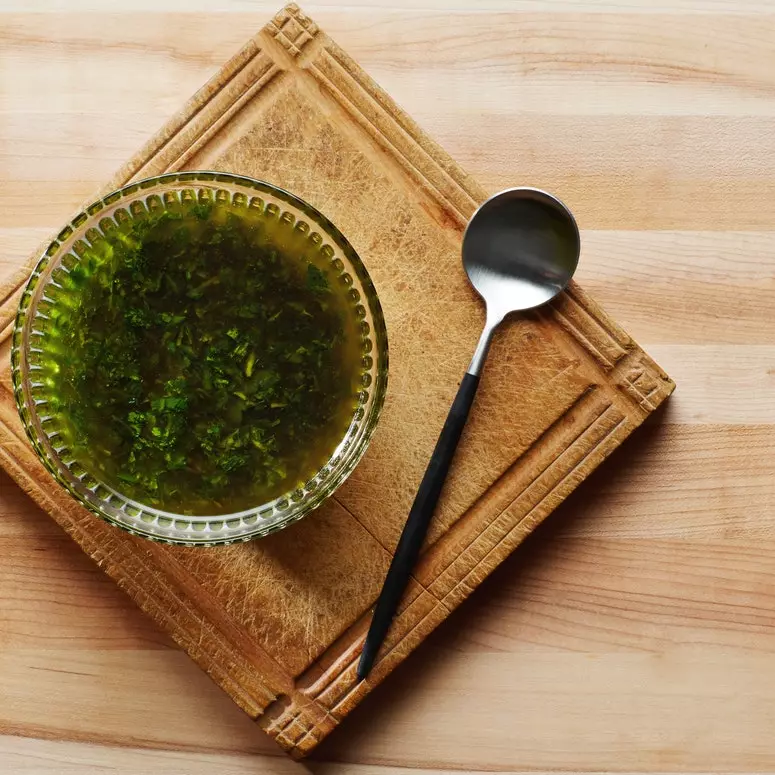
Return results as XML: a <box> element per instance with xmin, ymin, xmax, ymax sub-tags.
<box><xmin>0</xmin><ymin>530</ymin><xmax>172</xmax><ymax>649</ymax></box>
<box><xmin>0</xmin><ymin>735</ymin><xmax>299</xmax><ymax>775</ymax></box>
<box><xmin>7</xmin><ymin>736</ymin><xmax>752</xmax><ymax>775</ymax></box>
<box><xmin>0</xmin><ymin>182</ymin><xmax>98</xmax><ymax>229</ymax></box>
<box><xmin>4</xmin><ymin>115</ymin><xmax>773</xmax><ymax>230</ymax></box>
<box><xmin>320</xmin><ymin>650</ymin><xmax>775</xmax><ymax>771</ymax></box>
<box><xmin>442</xmin><ymin>535</ymin><xmax>775</xmax><ymax>656</ymax></box>
<box><xmin>645</xmin><ymin>346</ymin><xmax>775</xmax><ymax>423</ymax></box>
<box><xmin>7</xmin><ymin>646</ymin><xmax>775</xmax><ymax>771</ymax></box>
<box><xmin>4</xmin><ymin>1</ymin><xmax>775</xmax><ymax>12</ymax></box>
<box><xmin>2</xmin><ymin>11</ymin><xmax>775</xmax><ymax>109</ymax></box>
<box><xmin>0</xmin><ymin>735</ymin><xmax>621</xmax><ymax>775</ymax></box>
<box><xmin>578</xmin><ymin>231</ymin><xmax>775</xmax><ymax>345</ymax></box>
<box><xmin>564</xmin><ymin>424</ymin><xmax>775</xmax><ymax>539</ymax></box>
<box><xmin>0</xmin><ymin>650</ymin><xmax>276</xmax><ymax>756</ymax></box>
<box><xmin>6</xmin><ymin>532</ymin><xmax>775</xmax><ymax>667</ymax></box>
<box><xmin>3</xmin><ymin>12</ymin><xmax>775</xmax><ymax>119</ymax></box>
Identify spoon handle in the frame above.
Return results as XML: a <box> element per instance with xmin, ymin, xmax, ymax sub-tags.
<box><xmin>357</xmin><ymin>369</ymin><xmax>482</xmax><ymax>680</ymax></box>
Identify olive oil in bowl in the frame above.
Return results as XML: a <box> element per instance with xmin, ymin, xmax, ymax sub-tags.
<box><xmin>14</xmin><ymin>174</ymin><xmax>388</xmax><ymax>543</ymax></box>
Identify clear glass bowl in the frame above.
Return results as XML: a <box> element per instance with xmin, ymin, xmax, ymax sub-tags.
<box><xmin>12</xmin><ymin>172</ymin><xmax>388</xmax><ymax>545</ymax></box>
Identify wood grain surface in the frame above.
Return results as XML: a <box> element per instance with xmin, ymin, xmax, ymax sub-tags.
<box><xmin>0</xmin><ymin>1</ymin><xmax>771</xmax><ymax>773</ymax></box>
<box><xmin>0</xmin><ymin>1</ymin><xmax>674</xmax><ymax>758</ymax></box>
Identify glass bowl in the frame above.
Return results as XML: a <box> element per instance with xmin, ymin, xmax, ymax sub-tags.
<box><xmin>12</xmin><ymin>172</ymin><xmax>388</xmax><ymax>545</ymax></box>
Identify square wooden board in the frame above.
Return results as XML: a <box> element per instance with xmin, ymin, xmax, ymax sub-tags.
<box><xmin>0</xmin><ymin>3</ymin><xmax>674</xmax><ymax>758</ymax></box>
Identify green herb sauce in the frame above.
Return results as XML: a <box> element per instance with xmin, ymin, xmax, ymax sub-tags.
<box><xmin>41</xmin><ymin>199</ymin><xmax>363</xmax><ymax>515</ymax></box>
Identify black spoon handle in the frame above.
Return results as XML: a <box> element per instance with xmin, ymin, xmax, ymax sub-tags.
<box><xmin>357</xmin><ymin>371</ymin><xmax>481</xmax><ymax>680</ymax></box>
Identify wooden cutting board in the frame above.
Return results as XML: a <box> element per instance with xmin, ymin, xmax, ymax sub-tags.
<box><xmin>0</xmin><ymin>3</ymin><xmax>674</xmax><ymax>758</ymax></box>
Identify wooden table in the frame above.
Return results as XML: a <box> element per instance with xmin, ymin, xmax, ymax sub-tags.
<box><xmin>2</xmin><ymin>2</ymin><xmax>774</xmax><ymax>772</ymax></box>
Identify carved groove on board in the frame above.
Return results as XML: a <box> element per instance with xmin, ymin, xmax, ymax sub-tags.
<box><xmin>0</xmin><ymin>399</ymin><xmax>296</xmax><ymax>715</ymax></box>
<box><xmin>262</xmin><ymin>400</ymin><xmax>632</xmax><ymax>754</ymax></box>
<box><xmin>421</xmin><ymin>387</ymin><xmax>610</xmax><ymax>592</ymax></box>
<box><xmin>308</xmin><ymin>45</ymin><xmax>478</xmax><ymax>228</ymax></box>
<box><xmin>263</xmin><ymin>701</ymin><xmax>322</xmax><ymax>754</ymax></box>
<box><xmin>618</xmin><ymin>367</ymin><xmax>662</xmax><ymax>412</ymax></box>
<box><xmin>266</xmin><ymin>3</ymin><xmax>320</xmax><ymax>58</ymax></box>
<box><xmin>438</xmin><ymin>407</ymin><xmax>629</xmax><ymax>607</ymax></box>
<box><xmin>548</xmin><ymin>285</ymin><xmax>674</xmax><ymax>411</ymax></box>
<box><xmin>313</xmin><ymin>37</ymin><xmax>488</xmax><ymax>209</ymax></box>
<box><xmin>108</xmin><ymin>39</ymin><xmax>266</xmax><ymax>189</ymax></box>
<box><xmin>261</xmin><ymin>587</ymin><xmax>441</xmax><ymax>753</ymax></box>
<box><xmin>565</xmin><ymin>282</ymin><xmax>634</xmax><ymax>352</ymax></box>
<box><xmin>0</xmin><ymin>285</ymin><xmax>25</xmax><ymax>345</ymax></box>
<box><xmin>144</xmin><ymin>54</ymin><xmax>281</xmax><ymax>178</ymax></box>
<box><xmin>551</xmin><ymin>291</ymin><xmax>629</xmax><ymax>371</ymax></box>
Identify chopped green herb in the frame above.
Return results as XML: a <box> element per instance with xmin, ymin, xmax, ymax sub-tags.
<box><xmin>306</xmin><ymin>263</ymin><xmax>330</xmax><ymax>294</ymax></box>
<box><xmin>40</xmin><ymin>201</ymin><xmax>362</xmax><ymax>515</ymax></box>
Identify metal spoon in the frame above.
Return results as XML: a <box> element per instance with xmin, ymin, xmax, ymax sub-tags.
<box><xmin>358</xmin><ymin>188</ymin><xmax>581</xmax><ymax>680</ymax></box>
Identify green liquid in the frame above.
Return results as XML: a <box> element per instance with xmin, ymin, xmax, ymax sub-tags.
<box><xmin>39</xmin><ymin>200</ymin><xmax>363</xmax><ymax>515</ymax></box>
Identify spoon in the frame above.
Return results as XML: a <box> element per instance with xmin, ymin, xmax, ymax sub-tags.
<box><xmin>358</xmin><ymin>188</ymin><xmax>581</xmax><ymax>680</ymax></box>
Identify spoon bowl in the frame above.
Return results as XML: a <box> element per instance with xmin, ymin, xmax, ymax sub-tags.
<box><xmin>463</xmin><ymin>188</ymin><xmax>580</xmax><ymax>375</ymax></box>
<box><xmin>463</xmin><ymin>188</ymin><xmax>580</xmax><ymax>318</ymax></box>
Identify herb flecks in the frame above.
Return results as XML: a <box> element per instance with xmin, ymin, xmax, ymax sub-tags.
<box><xmin>42</xmin><ymin>202</ymin><xmax>361</xmax><ymax>515</ymax></box>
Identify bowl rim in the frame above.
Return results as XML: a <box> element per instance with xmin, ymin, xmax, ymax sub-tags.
<box><xmin>12</xmin><ymin>171</ymin><xmax>389</xmax><ymax>545</ymax></box>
